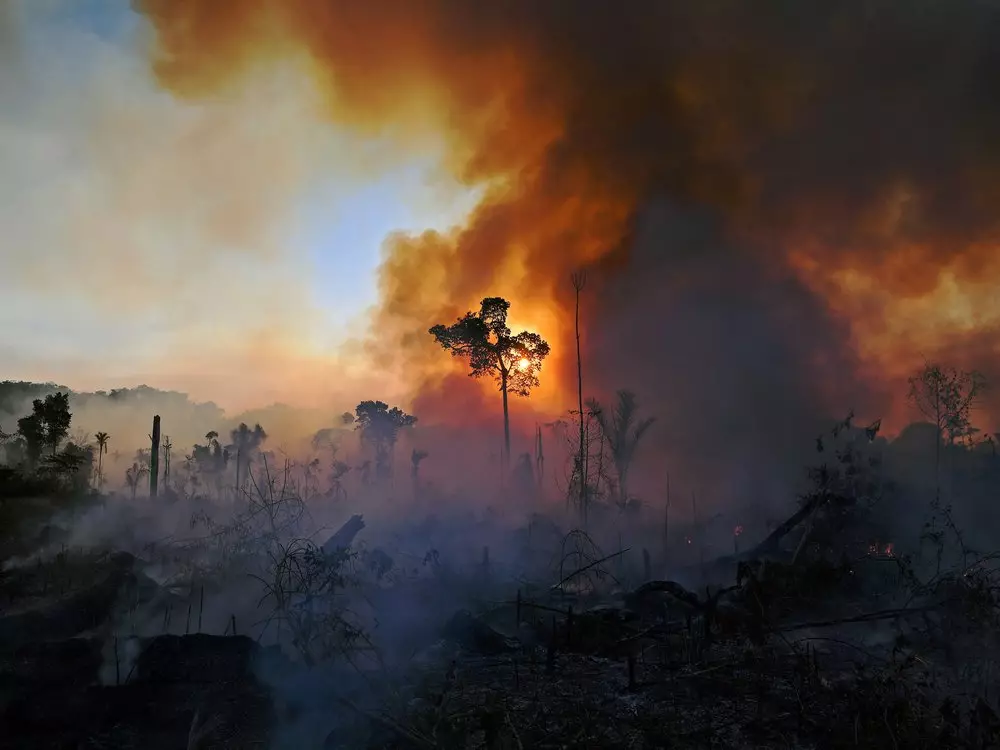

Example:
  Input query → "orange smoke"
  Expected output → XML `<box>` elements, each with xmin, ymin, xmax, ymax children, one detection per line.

<box><xmin>134</xmin><ymin>0</ymin><xmax>1000</xmax><ymax>431</ymax></box>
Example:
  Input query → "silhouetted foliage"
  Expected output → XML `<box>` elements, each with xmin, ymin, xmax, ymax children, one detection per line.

<box><xmin>125</xmin><ymin>461</ymin><xmax>149</xmax><ymax>500</ymax></box>
<box><xmin>430</xmin><ymin>297</ymin><xmax>551</xmax><ymax>467</ymax></box>
<box><xmin>93</xmin><ymin>431</ymin><xmax>110</xmax><ymax>489</ymax></box>
<box><xmin>0</xmin><ymin>380</ymin><xmax>70</xmax><ymax>416</ymax></box>
<box><xmin>185</xmin><ymin>430</ymin><xmax>230</xmax><ymax>496</ymax></box>
<box><xmin>593</xmin><ymin>390</ymin><xmax>656</xmax><ymax>509</ymax></box>
<box><xmin>908</xmin><ymin>364</ymin><xmax>987</xmax><ymax>447</ymax></box>
<box><xmin>908</xmin><ymin>363</ymin><xmax>988</xmax><ymax>496</ymax></box>
<box><xmin>39</xmin><ymin>441</ymin><xmax>94</xmax><ymax>494</ymax></box>
<box><xmin>16</xmin><ymin>392</ymin><xmax>72</xmax><ymax>465</ymax></box>
<box><xmin>354</xmin><ymin>400</ymin><xmax>417</xmax><ymax>480</ymax></box>
<box><xmin>794</xmin><ymin>412</ymin><xmax>890</xmax><ymax>562</ymax></box>
<box><xmin>311</xmin><ymin>428</ymin><xmax>336</xmax><ymax>452</ymax></box>
<box><xmin>229</xmin><ymin>422</ymin><xmax>267</xmax><ymax>489</ymax></box>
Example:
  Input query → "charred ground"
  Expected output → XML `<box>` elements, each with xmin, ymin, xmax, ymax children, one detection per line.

<box><xmin>1</xmin><ymin>364</ymin><xmax>1000</xmax><ymax>748</ymax></box>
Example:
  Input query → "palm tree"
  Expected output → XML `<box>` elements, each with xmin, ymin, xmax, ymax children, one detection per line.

<box><xmin>125</xmin><ymin>462</ymin><xmax>149</xmax><ymax>500</ymax></box>
<box><xmin>94</xmin><ymin>432</ymin><xmax>110</xmax><ymax>490</ymax></box>
<box><xmin>594</xmin><ymin>390</ymin><xmax>656</xmax><ymax>509</ymax></box>
<box><xmin>162</xmin><ymin>436</ymin><xmax>173</xmax><ymax>488</ymax></box>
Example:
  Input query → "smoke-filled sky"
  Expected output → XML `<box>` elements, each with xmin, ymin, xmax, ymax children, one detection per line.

<box><xmin>4</xmin><ymin>0</ymin><xmax>1000</xmax><ymax>442</ymax></box>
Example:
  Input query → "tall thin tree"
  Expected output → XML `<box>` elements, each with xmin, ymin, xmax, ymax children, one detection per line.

<box><xmin>908</xmin><ymin>363</ymin><xmax>987</xmax><ymax>498</ymax></box>
<box><xmin>149</xmin><ymin>415</ymin><xmax>160</xmax><ymax>498</ymax></box>
<box><xmin>94</xmin><ymin>432</ymin><xmax>110</xmax><ymax>490</ymax></box>
<box><xmin>430</xmin><ymin>297</ymin><xmax>550</xmax><ymax>471</ymax></box>
<box><xmin>162</xmin><ymin>436</ymin><xmax>173</xmax><ymax>489</ymax></box>
<box><xmin>571</xmin><ymin>271</ymin><xmax>587</xmax><ymax>515</ymax></box>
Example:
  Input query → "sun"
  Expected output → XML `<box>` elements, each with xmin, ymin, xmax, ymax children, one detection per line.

<box><xmin>517</xmin><ymin>357</ymin><xmax>531</xmax><ymax>371</ymax></box>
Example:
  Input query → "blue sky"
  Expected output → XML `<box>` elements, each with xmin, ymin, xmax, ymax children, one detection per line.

<box><xmin>0</xmin><ymin>0</ymin><xmax>479</xmax><ymax>407</ymax></box>
<box><xmin>294</xmin><ymin>162</ymin><xmax>475</xmax><ymax>333</ymax></box>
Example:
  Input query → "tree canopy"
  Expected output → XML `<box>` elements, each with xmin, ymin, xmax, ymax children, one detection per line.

<box><xmin>429</xmin><ymin>297</ymin><xmax>551</xmax><ymax>397</ymax></box>
<box><xmin>354</xmin><ymin>400</ymin><xmax>417</xmax><ymax>479</ymax></box>
<box><xmin>17</xmin><ymin>392</ymin><xmax>72</xmax><ymax>463</ymax></box>
<box><xmin>430</xmin><ymin>297</ymin><xmax>551</xmax><ymax>467</ymax></box>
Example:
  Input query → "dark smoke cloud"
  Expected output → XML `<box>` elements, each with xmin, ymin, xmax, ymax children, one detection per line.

<box><xmin>133</xmin><ymin>0</ymin><xmax>1000</xmax><ymax>445</ymax></box>
<box><xmin>585</xmin><ymin>200</ymin><xmax>889</xmax><ymax>508</ymax></box>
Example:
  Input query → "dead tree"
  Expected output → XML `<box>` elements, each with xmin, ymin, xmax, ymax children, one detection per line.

<box><xmin>149</xmin><ymin>415</ymin><xmax>160</xmax><ymax>498</ymax></box>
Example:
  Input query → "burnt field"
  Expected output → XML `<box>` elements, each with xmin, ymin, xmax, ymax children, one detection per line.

<box><xmin>2</xmin><ymin>426</ymin><xmax>1000</xmax><ymax>749</ymax></box>
<box><xmin>2</xmin><ymin>375</ymin><xmax>1000</xmax><ymax>749</ymax></box>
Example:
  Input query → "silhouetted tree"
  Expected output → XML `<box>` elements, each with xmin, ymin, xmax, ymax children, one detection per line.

<box><xmin>594</xmin><ymin>390</ymin><xmax>656</xmax><ymax>510</ymax></box>
<box><xmin>125</xmin><ymin>462</ymin><xmax>148</xmax><ymax>500</ymax></box>
<box><xmin>0</xmin><ymin>424</ymin><xmax>13</xmax><ymax>464</ymax></box>
<box><xmin>311</xmin><ymin>428</ymin><xmax>336</xmax><ymax>452</ymax></box>
<box><xmin>94</xmin><ymin>431</ymin><xmax>110</xmax><ymax>489</ymax></box>
<box><xmin>17</xmin><ymin>415</ymin><xmax>45</xmax><ymax>467</ymax></box>
<box><xmin>189</xmin><ymin>431</ymin><xmax>230</xmax><ymax>496</ymax></box>
<box><xmin>230</xmin><ymin>422</ymin><xmax>268</xmax><ymax>490</ymax></box>
<box><xmin>330</xmin><ymin>460</ymin><xmax>351</xmax><ymax>500</ymax></box>
<box><xmin>430</xmin><ymin>297</ymin><xmax>551</xmax><ymax>469</ymax></box>
<box><xmin>40</xmin><ymin>441</ymin><xmax>93</xmax><ymax>493</ymax></box>
<box><xmin>17</xmin><ymin>392</ymin><xmax>72</xmax><ymax>465</ymax></box>
<box><xmin>571</xmin><ymin>272</ymin><xmax>587</xmax><ymax>514</ymax></box>
<box><xmin>411</xmin><ymin>449</ymin><xmax>429</xmax><ymax>496</ymax></box>
<box><xmin>354</xmin><ymin>400</ymin><xmax>417</xmax><ymax>480</ymax></box>
<box><xmin>908</xmin><ymin>363</ymin><xmax>987</xmax><ymax>495</ymax></box>
<box><xmin>357</xmin><ymin>459</ymin><xmax>372</xmax><ymax>486</ymax></box>
<box><xmin>162</xmin><ymin>436</ymin><xmax>173</xmax><ymax>488</ymax></box>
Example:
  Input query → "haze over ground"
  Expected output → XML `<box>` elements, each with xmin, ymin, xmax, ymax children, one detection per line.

<box><xmin>3</xmin><ymin>0</ymin><xmax>1000</xmax><ymax>490</ymax></box>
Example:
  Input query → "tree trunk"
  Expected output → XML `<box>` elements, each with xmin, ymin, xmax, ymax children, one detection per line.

<box><xmin>150</xmin><ymin>415</ymin><xmax>160</xmax><ymax>499</ymax></box>
<box><xmin>501</xmin><ymin>373</ymin><xmax>511</xmax><ymax>472</ymax></box>
<box><xmin>934</xmin><ymin>396</ymin><xmax>942</xmax><ymax>501</ymax></box>
<box><xmin>575</xmin><ymin>284</ymin><xmax>585</xmax><ymax>514</ymax></box>
<box><xmin>97</xmin><ymin>450</ymin><xmax>104</xmax><ymax>490</ymax></box>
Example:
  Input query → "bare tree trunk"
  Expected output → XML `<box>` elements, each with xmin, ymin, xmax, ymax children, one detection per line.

<box><xmin>934</xmin><ymin>397</ymin><xmax>942</xmax><ymax>501</ymax></box>
<box><xmin>571</xmin><ymin>271</ymin><xmax>587</xmax><ymax>517</ymax></box>
<box><xmin>501</xmin><ymin>374</ymin><xmax>511</xmax><ymax>474</ymax></box>
<box><xmin>663</xmin><ymin>474</ymin><xmax>671</xmax><ymax>565</ymax></box>
<box><xmin>535</xmin><ymin>425</ymin><xmax>545</xmax><ymax>491</ymax></box>
<box><xmin>583</xmin><ymin>416</ymin><xmax>591</xmax><ymax>526</ymax></box>
<box><xmin>163</xmin><ymin>438</ymin><xmax>171</xmax><ymax>489</ymax></box>
<box><xmin>149</xmin><ymin>415</ymin><xmax>160</xmax><ymax>499</ymax></box>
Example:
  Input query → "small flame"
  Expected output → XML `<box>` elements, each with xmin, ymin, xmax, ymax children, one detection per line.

<box><xmin>868</xmin><ymin>541</ymin><xmax>895</xmax><ymax>558</ymax></box>
<box><xmin>685</xmin><ymin>536</ymin><xmax>693</xmax><ymax>545</ymax></box>
<box><xmin>733</xmin><ymin>525</ymin><xmax>744</xmax><ymax>537</ymax></box>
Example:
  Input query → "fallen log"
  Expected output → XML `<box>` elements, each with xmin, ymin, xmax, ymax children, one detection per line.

<box><xmin>686</xmin><ymin>494</ymin><xmax>828</xmax><ymax>580</ymax></box>
<box><xmin>321</xmin><ymin>515</ymin><xmax>366</xmax><ymax>556</ymax></box>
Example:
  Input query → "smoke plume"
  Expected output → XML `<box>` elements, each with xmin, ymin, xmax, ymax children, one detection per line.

<box><xmin>83</xmin><ymin>0</ymin><xmax>990</xmax><ymax>502</ymax></box>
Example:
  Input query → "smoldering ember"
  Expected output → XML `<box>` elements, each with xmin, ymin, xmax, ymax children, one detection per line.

<box><xmin>6</xmin><ymin>3</ymin><xmax>1000</xmax><ymax>750</ymax></box>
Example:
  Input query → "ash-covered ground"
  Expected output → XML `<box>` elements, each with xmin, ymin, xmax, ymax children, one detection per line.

<box><xmin>3</xmin><ymin>436</ymin><xmax>1000</xmax><ymax>750</ymax></box>
<box><xmin>2</xmin><ymin>398</ymin><xmax>1000</xmax><ymax>749</ymax></box>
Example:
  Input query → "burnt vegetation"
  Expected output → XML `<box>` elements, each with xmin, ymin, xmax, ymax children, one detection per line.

<box><xmin>1</xmin><ymin>338</ymin><xmax>999</xmax><ymax>749</ymax></box>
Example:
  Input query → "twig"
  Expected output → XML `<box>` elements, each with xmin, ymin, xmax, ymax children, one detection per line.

<box><xmin>775</xmin><ymin>604</ymin><xmax>941</xmax><ymax>632</ymax></box>
<box><xmin>552</xmin><ymin>548</ymin><xmax>631</xmax><ymax>591</ymax></box>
